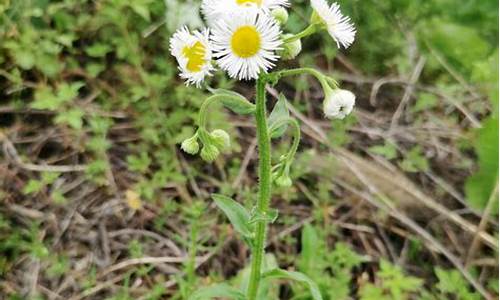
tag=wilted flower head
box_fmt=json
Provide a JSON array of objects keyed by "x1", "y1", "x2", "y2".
[
  {"x1": 211, "y1": 9, "x2": 282, "y2": 80},
  {"x1": 169, "y1": 27, "x2": 215, "y2": 87},
  {"x1": 311, "y1": 0, "x2": 356, "y2": 48},
  {"x1": 323, "y1": 88, "x2": 355, "y2": 119}
]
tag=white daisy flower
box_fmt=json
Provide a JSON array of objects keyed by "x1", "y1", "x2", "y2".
[
  {"x1": 202, "y1": 0, "x2": 289, "y2": 26},
  {"x1": 169, "y1": 27, "x2": 215, "y2": 87},
  {"x1": 210, "y1": 10, "x2": 282, "y2": 80},
  {"x1": 311, "y1": 0, "x2": 356, "y2": 48},
  {"x1": 323, "y1": 89, "x2": 355, "y2": 119}
]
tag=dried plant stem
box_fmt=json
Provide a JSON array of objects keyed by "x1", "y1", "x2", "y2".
[{"x1": 247, "y1": 76, "x2": 272, "y2": 300}]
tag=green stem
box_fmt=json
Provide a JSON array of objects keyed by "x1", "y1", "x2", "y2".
[
  {"x1": 273, "y1": 67, "x2": 332, "y2": 89},
  {"x1": 198, "y1": 93, "x2": 255, "y2": 128},
  {"x1": 270, "y1": 117, "x2": 301, "y2": 162},
  {"x1": 247, "y1": 76, "x2": 272, "y2": 300},
  {"x1": 283, "y1": 24, "x2": 318, "y2": 43}
]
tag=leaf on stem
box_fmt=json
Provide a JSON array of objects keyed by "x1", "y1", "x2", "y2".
[
  {"x1": 268, "y1": 94, "x2": 290, "y2": 138},
  {"x1": 262, "y1": 268, "x2": 323, "y2": 300},
  {"x1": 189, "y1": 283, "x2": 246, "y2": 300},
  {"x1": 212, "y1": 89, "x2": 256, "y2": 115},
  {"x1": 211, "y1": 194, "x2": 253, "y2": 238}
]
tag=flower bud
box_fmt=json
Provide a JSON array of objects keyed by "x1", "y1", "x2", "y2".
[
  {"x1": 323, "y1": 88, "x2": 355, "y2": 119},
  {"x1": 272, "y1": 7, "x2": 289, "y2": 24},
  {"x1": 275, "y1": 174, "x2": 292, "y2": 187},
  {"x1": 181, "y1": 135, "x2": 200, "y2": 155},
  {"x1": 210, "y1": 129, "x2": 231, "y2": 151},
  {"x1": 200, "y1": 144, "x2": 220, "y2": 162},
  {"x1": 279, "y1": 34, "x2": 302, "y2": 60}
]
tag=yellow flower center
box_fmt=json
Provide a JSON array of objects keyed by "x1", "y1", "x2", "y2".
[
  {"x1": 182, "y1": 41, "x2": 206, "y2": 72},
  {"x1": 236, "y1": 0, "x2": 262, "y2": 6},
  {"x1": 231, "y1": 26, "x2": 261, "y2": 58}
]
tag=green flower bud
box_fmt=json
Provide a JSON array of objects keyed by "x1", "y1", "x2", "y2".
[
  {"x1": 279, "y1": 34, "x2": 302, "y2": 60},
  {"x1": 181, "y1": 135, "x2": 200, "y2": 155},
  {"x1": 211, "y1": 129, "x2": 231, "y2": 151},
  {"x1": 200, "y1": 144, "x2": 220, "y2": 162},
  {"x1": 272, "y1": 7, "x2": 288, "y2": 24},
  {"x1": 275, "y1": 174, "x2": 292, "y2": 188}
]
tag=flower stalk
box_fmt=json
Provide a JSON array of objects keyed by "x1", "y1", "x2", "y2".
[{"x1": 246, "y1": 75, "x2": 273, "y2": 300}]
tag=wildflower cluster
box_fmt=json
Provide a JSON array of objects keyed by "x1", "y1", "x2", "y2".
[
  {"x1": 170, "y1": 1, "x2": 358, "y2": 299},
  {"x1": 170, "y1": 0, "x2": 356, "y2": 84}
]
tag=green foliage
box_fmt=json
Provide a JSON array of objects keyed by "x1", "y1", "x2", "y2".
[
  {"x1": 189, "y1": 283, "x2": 246, "y2": 300},
  {"x1": 262, "y1": 268, "x2": 323, "y2": 300},
  {"x1": 359, "y1": 260, "x2": 423, "y2": 300},
  {"x1": 212, "y1": 194, "x2": 253, "y2": 238},
  {"x1": 296, "y1": 224, "x2": 363, "y2": 299},
  {"x1": 369, "y1": 142, "x2": 398, "y2": 160},
  {"x1": 268, "y1": 94, "x2": 290, "y2": 139},
  {"x1": 399, "y1": 146, "x2": 429, "y2": 173},
  {"x1": 465, "y1": 116, "x2": 499, "y2": 212},
  {"x1": 434, "y1": 268, "x2": 482, "y2": 300}
]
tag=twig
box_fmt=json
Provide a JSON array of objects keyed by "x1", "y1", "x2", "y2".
[
  {"x1": 335, "y1": 176, "x2": 493, "y2": 300},
  {"x1": 1, "y1": 132, "x2": 87, "y2": 172},
  {"x1": 108, "y1": 229, "x2": 183, "y2": 256},
  {"x1": 390, "y1": 56, "x2": 426, "y2": 130},
  {"x1": 98, "y1": 256, "x2": 198, "y2": 278},
  {"x1": 465, "y1": 181, "x2": 499, "y2": 268}
]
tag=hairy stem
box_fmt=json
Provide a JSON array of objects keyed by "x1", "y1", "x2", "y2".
[
  {"x1": 247, "y1": 76, "x2": 272, "y2": 300},
  {"x1": 283, "y1": 24, "x2": 318, "y2": 43},
  {"x1": 273, "y1": 67, "x2": 334, "y2": 89}
]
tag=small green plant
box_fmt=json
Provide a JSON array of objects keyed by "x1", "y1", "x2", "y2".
[
  {"x1": 171, "y1": 1, "x2": 357, "y2": 299},
  {"x1": 359, "y1": 260, "x2": 423, "y2": 300}
]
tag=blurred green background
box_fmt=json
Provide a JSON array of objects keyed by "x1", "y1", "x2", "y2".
[{"x1": 0, "y1": 0, "x2": 498, "y2": 299}]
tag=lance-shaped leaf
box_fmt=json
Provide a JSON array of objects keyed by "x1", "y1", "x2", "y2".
[
  {"x1": 268, "y1": 94, "x2": 290, "y2": 138},
  {"x1": 211, "y1": 194, "x2": 253, "y2": 238},
  {"x1": 262, "y1": 268, "x2": 323, "y2": 300},
  {"x1": 189, "y1": 283, "x2": 246, "y2": 300},
  {"x1": 212, "y1": 89, "x2": 255, "y2": 115}
]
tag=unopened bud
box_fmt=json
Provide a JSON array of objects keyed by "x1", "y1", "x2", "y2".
[
  {"x1": 275, "y1": 174, "x2": 292, "y2": 187},
  {"x1": 279, "y1": 34, "x2": 302, "y2": 60},
  {"x1": 200, "y1": 144, "x2": 220, "y2": 162},
  {"x1": 181, "y1": 135, "x2": 200, "y2": 155},
  {"x1": 211, "y1": 129, "x2": 231, "y2": 151},
  {"x1": 272, "y1": 7, "x2": 288, "y2": 24}
]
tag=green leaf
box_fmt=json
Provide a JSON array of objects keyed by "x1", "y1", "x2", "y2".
[
  {"x1": 127, "y1": 152, "x2": 151, "y2": 173},
  {"x1": 14, "y1": 50, "x2": 35, "y2": 70},
  {"x1": 212, "y1": 89, "x2": 255, "y2": 115},
  {"x1": 411, "y1": 93, "x2": 438, "y2": 113},
  {"x1": 268, "y1": 94, "x2": 290, "y2": 138},
  {"x1": 129, "y1": 2, "x2": 151, "y2": 21},
  {"x1": 399, "y1": 146, "x2": 429, "y2": 173},
  {"x1": 189, "y1": 283, "x2": 245, "y2": 300},
  {"x1": 465, "y1": 116, "x2": 499, "y2": 212},
  {"x1": 54, "y1": 108, "x2": 84, "y2": 130},
  {"x1": 211, "y1": 194, "x2": 253, "y2": 238},
  {"x1": 85, "y1": 43, "x2": 112, "y2": 58},
  {"x1": 262, "y1": 268, "x2": 323, "y2": 300},
  {"x1": 368, "y1": 142, "x2": 398, "y2": 160},
  {"x1": 298, "y1": 224, "x2": 319, "y2": 275},
  {"x1": 23, "y1": 180, "x2": 44, "y2": 195}
]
